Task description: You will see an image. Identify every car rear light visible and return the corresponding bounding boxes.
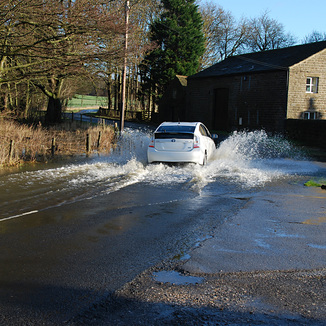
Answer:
[149,137,154,148]
[194,136,200,148]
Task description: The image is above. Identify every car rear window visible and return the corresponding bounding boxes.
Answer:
[156,125,196,133]
[155,132,194,139]
[155,125,196,139]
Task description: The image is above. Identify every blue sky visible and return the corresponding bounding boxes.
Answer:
[203,0,326,43]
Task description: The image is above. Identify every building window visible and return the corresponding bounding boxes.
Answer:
[303,111,317,120]
[306,77,319,93]
[240,75,251,91]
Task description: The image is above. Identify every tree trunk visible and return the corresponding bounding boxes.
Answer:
[114,73,118,111]
[107,79,112,110]
[45,97,62,124]
[24,82,30,119]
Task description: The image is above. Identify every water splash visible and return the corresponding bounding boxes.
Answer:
[96,129,318,190]
[108,127,150,165]
[202,130,316,188]
[214,130,303,161]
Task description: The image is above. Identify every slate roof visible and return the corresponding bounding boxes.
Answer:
[191,41,326,79]
[176,75,188,87]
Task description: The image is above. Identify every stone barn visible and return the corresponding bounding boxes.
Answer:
[158,75,188,122]
[185,41,326,133]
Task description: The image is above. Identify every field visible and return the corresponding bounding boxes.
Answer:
[67,95,108,109]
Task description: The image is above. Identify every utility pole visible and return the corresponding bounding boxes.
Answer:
[119,0,130,132]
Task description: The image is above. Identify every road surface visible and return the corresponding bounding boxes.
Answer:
[0,128,325,325]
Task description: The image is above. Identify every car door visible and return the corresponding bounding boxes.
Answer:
[199,124,215,158]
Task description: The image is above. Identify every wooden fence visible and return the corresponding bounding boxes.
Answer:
[5,132,107,165]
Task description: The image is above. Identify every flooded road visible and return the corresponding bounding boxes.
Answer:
[0,128,325,325]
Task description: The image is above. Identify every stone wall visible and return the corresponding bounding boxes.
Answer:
[286,119,326,148]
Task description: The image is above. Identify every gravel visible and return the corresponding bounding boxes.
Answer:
[70,260,326,325]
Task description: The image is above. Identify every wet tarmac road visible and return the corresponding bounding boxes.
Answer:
[0,175,245,325]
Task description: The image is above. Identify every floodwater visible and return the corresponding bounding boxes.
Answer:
[0,128,323,223]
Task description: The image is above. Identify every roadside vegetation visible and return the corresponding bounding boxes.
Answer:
[0,118,115,167]
[304,179,326,188]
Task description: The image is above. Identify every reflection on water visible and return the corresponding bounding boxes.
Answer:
[303,216,326,225]
[153,270,204,285]
[0,129,325,222]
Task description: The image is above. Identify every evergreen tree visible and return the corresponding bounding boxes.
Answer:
[142,0,205,95]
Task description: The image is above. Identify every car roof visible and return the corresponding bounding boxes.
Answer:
[158,122,201,127]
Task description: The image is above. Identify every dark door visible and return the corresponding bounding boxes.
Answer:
[213,88,229,131]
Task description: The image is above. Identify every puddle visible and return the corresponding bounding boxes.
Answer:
[194,235,213,248]
[255,239,271,249]
[267,228,304,238]
[173,252,191,261]
[308,244,326,250]
[303,216,326,225]
[153,271,204,285]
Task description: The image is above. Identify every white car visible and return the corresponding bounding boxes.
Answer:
[147,122,217,165]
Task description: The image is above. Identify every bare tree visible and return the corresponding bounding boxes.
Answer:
[303,31,326,43]
[200,2,249,66]
[246,11,296,51]
[0,0,48,114]
[94,0,160,115]
[0,0,123,122]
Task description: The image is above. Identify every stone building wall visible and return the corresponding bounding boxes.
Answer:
[287,49,326,120]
